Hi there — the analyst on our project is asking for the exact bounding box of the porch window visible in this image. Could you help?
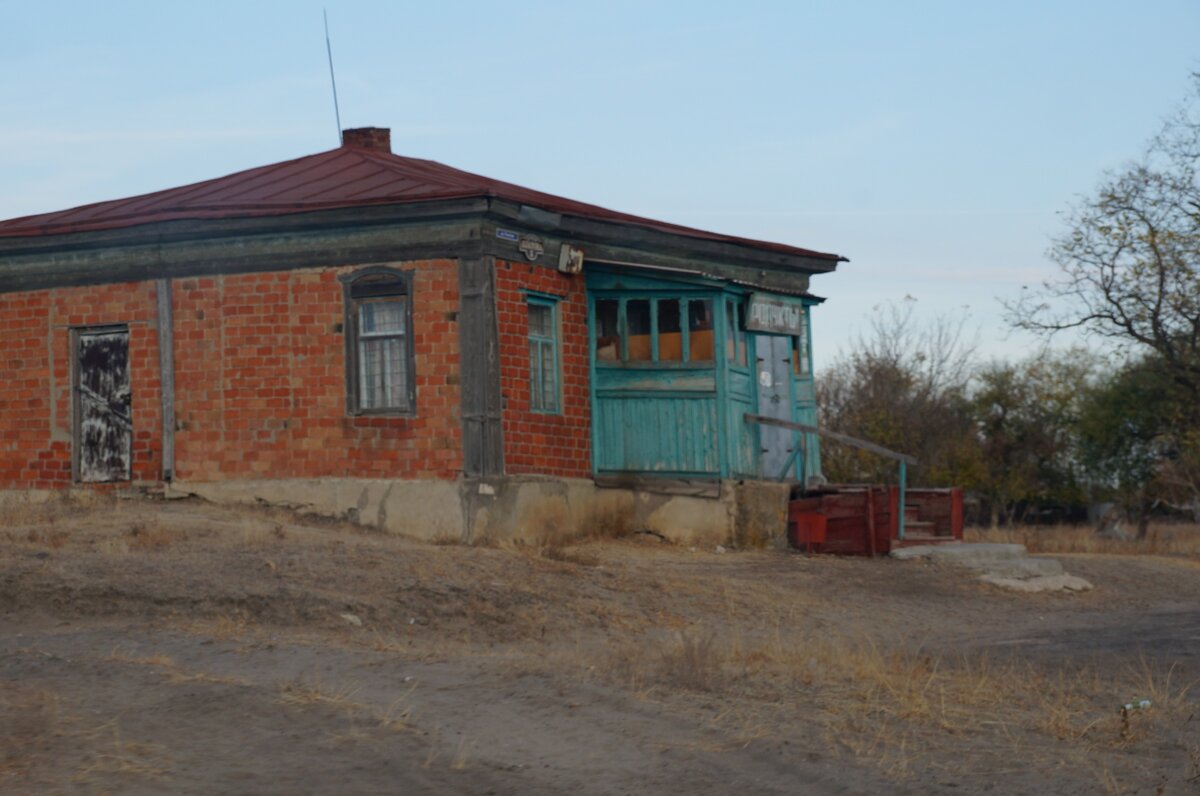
[791,308,810,376]
[688,299,714,362]
[725,299,747,367]
[792,332,810,376]
[626,300,652,361]
[595,299,619,362]
[657,299,683,362]
[528,296,560,413]
[596,295,720,365]
[343,268,414,414]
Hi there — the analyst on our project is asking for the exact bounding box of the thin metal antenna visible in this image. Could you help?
[324,9,343,144]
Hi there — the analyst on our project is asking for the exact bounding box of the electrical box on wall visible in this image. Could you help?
[558,245,584,274]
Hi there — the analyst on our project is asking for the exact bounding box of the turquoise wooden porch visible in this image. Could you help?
[586,266,821,482]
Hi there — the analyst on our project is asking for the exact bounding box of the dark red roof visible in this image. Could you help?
[0,141,842,261]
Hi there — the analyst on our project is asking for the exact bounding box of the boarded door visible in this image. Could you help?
[755,334,794,478]
[76,329,132,483]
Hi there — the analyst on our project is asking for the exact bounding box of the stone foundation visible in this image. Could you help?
[166,476,791,548]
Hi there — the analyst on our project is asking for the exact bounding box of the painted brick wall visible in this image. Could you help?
[495,259,591,478]
[172,260,463,481]
[0,281,162,488]
[0,259,462,489]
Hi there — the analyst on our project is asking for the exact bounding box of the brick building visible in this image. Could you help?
[0,128,844,544]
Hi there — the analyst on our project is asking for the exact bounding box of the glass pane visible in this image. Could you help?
[626,299,652,361]
[726,299,737,362]
[541,342,557,410]
[794,331,809,376]
[360,299,406,336]
[359,336,406,409]
[595,299,619,362]
[657,299,682,362]
[528,302,551,338]
[688,299,714,362]
[529,341,542,410]
[736,304,748,367]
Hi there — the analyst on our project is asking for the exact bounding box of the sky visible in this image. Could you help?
[2,1,1198,371]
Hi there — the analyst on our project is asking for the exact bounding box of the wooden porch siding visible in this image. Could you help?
[593,395,719,474]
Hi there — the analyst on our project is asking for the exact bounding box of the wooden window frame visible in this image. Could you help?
[340,267,416,416]
[526,293,561,414]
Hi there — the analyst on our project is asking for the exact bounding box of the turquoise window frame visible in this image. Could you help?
[597,293,718,368]
[526,294,561,414]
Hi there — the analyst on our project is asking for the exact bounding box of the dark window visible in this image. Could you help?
[687,299,714,362]
[726,299,748,367]
[735,302,748,366]
[595,299,619,362]
[657,299,683,362]
[343,269,414,414]
[626,299,652,362]
[793,328,810,376]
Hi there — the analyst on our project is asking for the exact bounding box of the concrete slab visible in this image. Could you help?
[892,541,1092,592]
[979,574,1094,593]
[980,557,1064,579]
[890,543,1027,564]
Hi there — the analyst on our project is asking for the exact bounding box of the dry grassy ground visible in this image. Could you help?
[1,495,1198,794]
[969,521,1200,558]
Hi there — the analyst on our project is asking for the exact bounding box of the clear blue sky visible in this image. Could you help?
[3,1,1197,370]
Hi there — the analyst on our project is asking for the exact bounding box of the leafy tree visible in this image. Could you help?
[972,352,1096,527]
[1077,356,1200,536]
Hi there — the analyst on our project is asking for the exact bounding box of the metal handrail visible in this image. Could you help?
[743,413,917,540]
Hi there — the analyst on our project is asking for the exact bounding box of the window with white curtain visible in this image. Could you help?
[343,269,414,414]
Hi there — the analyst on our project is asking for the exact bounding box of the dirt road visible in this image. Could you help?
[2,497,1198,794]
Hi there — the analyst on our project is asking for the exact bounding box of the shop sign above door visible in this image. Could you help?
[745,294,805,336]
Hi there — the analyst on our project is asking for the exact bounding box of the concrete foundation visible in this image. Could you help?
[167,476,790,548]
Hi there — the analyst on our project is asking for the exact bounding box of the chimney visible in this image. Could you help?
[341,127,391,153]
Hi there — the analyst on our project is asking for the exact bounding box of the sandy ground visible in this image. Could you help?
[1,495,1198,794]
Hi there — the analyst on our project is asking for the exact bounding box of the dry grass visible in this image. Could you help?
[108,647,176,668]
[967,521,1200,557]
[74,724,170,781]
[278,678,362,709]
[0,685,64,776]
[599,616,1200,776]
[537,536,601,567]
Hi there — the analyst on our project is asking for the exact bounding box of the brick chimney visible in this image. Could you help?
[341,127,391,153]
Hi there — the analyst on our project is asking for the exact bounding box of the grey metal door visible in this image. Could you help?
[76,329,132,483]
[755,334,794,478]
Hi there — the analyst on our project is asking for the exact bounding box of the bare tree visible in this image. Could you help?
[1007,76,1200,395]
[817,299,981,486]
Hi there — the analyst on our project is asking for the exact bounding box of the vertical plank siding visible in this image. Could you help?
[594,395,719,474]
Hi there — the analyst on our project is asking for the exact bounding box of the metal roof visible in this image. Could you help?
[0,139,845,262]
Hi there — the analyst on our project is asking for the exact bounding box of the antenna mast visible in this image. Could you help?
[324,9,343,144]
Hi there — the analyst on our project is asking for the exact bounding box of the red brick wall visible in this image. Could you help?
[172,260,462,481]
[495,259,591,478]
[0,281,162,488]
[0,259,462,489]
